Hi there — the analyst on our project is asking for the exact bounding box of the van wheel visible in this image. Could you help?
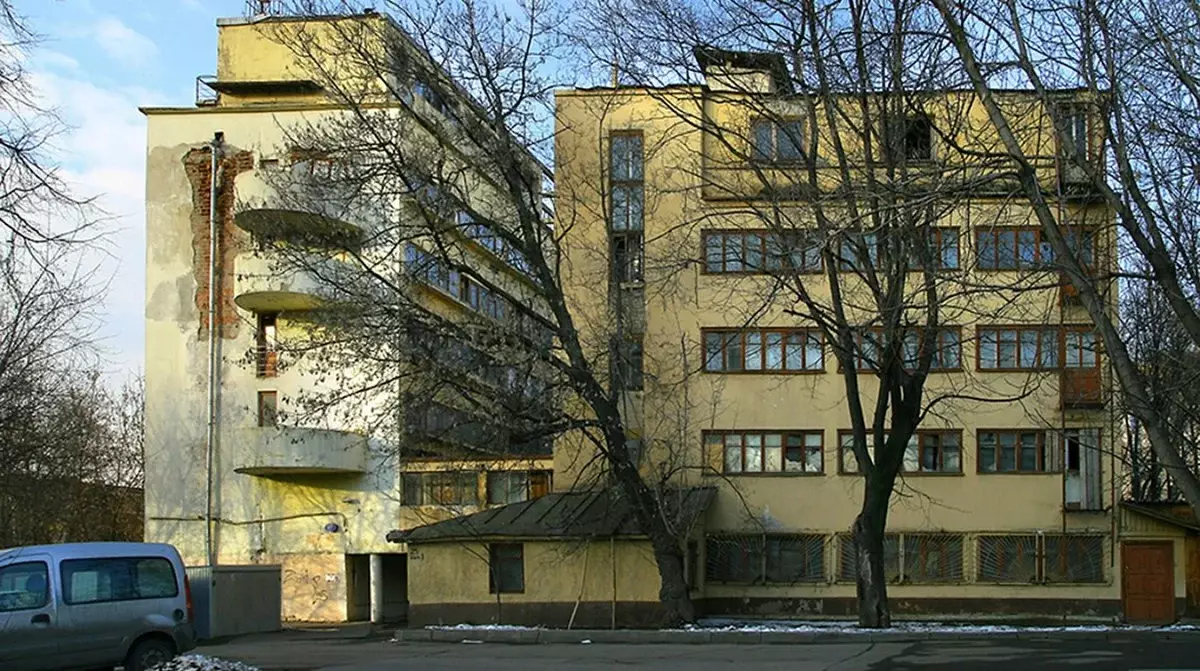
[124,637,175,671]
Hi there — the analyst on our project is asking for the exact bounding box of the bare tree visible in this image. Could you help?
[569,0,1104,626]
[931,0,1200,521]
[243,0,709,623]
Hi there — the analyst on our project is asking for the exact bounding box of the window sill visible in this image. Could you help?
[717,471,827,478]
[702,369,826,376]
[618,280,645,290]
[975,470,1063,476]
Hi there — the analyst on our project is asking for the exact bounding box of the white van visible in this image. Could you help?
[0,542,197,671]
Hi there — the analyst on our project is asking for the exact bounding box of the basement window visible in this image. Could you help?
[488,543,525,593]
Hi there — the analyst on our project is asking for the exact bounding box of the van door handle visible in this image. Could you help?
[30,614,50,625]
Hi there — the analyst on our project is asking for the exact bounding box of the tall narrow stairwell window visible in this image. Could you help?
[610,132,644,284]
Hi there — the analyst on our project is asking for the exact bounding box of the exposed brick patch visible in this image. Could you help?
[184,146,255,339]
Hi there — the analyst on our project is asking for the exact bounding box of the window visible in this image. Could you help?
[1064,330,1098,368]
[402,471,480,506]
[977,430,1059,473]
[839,533,962,583]
[1063,428,1103,510]
[978,534,1103,583]
[978,535,1039,582]
[257,391,278,427]
[917,432,962,473]
[838,231,879,271]
[903,116,933,161]
[704,329,823,373]
[614,339,644,391]
[1056,104,1090,160]
[462,220,532,277]
[977,327,1059,370]
[489,543,525,593]
[706,430,823,474]
[610,134,644,232]
[405,244,552,346]
[897,328,963,371]
[976,227,1095,270]
[751,119,804,162]
[1044,535,1104,583]
[0,561,49,612]
[612,233,644,283]
[838,534,902,582]
[256,313,278,378]
[913,228,959,270]
[486,470,552,505]
[706,534,825,583]
[60,557,178,605]
[839,430,961,474]
[703,230,822,274]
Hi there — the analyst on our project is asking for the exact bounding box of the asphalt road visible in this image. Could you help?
[198,635,1200,670]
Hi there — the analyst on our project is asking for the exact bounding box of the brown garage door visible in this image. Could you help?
[1123,542,1175,624]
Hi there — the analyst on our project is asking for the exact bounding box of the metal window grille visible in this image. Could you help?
[1044,535,1105,584]
[706,535,763,584]
[707,534,826,584]
[978,535,1041,583]
[903,534,965,583]
[837,534,901,583]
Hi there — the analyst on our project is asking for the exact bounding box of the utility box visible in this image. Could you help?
[186,565,282,639]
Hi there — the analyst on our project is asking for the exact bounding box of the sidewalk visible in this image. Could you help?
[393,622,1200,645]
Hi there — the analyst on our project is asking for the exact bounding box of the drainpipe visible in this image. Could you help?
[205,131,225,569]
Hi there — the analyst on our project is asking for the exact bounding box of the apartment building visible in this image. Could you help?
[401,50,1195,626]
[142,6,553,623]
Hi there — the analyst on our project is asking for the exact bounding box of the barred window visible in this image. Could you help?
[837,534,901,582]
[1044,535,1105,584]
[977,535,1041,583]
[707,534,825,584]
[904,534,965,583]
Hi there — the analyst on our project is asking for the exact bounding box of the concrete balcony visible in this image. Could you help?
[233,252,347,313]
[234,426,369,476]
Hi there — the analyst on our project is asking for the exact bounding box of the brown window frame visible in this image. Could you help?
[976,227,1096,271]
[750,117,807,164]
[702,229,824,275]
[838,429,963,475]
[609,131,644,233]
[976,326,1101,372]
[846,327,963,372]
[976,429,1059,474]
[911,227,961,271]
[704,430,825,475]
[702,328,824,374]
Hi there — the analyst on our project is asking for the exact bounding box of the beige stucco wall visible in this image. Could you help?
[550,85,1128,611]
[407,539,661,607]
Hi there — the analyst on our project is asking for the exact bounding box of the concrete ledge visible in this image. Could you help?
[392,627,1200,645]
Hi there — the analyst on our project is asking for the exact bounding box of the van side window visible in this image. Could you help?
[0,561,49,612]
[61,557,178,605]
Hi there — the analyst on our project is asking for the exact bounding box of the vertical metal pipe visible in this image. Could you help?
[205,131,225,568]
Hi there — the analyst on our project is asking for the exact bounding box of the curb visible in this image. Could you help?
[392,628,1200,645]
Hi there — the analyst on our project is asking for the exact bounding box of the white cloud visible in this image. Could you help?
[90,17,159,68]
[29,68,155,378]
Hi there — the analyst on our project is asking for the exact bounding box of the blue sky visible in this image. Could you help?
[15,0,241,380]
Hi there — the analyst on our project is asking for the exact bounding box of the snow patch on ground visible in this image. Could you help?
[151,654,261,671]
[690,618,1200,634]
[423,619,1200,634]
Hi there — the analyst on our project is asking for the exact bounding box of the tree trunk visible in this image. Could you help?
[854,486,891,628]
[647,524,695,626]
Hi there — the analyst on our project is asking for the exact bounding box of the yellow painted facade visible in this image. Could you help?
[539,72,1180,622]
[142,12,552,623]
